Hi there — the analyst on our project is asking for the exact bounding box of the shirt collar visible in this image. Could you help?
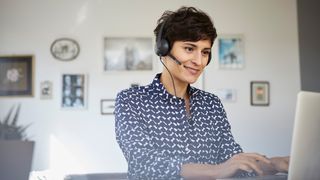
[150,73,200,101]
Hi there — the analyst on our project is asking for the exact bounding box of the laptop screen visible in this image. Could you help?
[288,91,320,179]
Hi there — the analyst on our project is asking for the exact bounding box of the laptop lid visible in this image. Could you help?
[288,91,320,179]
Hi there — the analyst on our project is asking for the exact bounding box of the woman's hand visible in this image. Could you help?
[256,156,290,175]
[216,153,272,178]
[270,156,290,173]
[181,153,271,179]
[182,153,288,179]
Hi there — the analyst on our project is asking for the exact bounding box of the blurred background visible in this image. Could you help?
[0,0,319,178]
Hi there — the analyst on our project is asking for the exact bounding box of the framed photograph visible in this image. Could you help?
[50,38,80,61]
[130,83,140,88]
[40,81,53,99]
[104,37,153,71]
[0,55,34,97]
[251,81,269,106]
[214,89,237,102]
[218,35,245,69]
[61,74,87,109]
[101,99,115,115]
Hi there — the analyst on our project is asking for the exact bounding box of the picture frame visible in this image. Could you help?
[40,81,53,99]
[61,74,87,109]
[50,38,80,61]
[130,83,140,88]
[103,37,153,71]
[0,55,34,97]
[214,89,237,102]
[217,34,245,69]
[251,81,269,106]
[101,99,115,115]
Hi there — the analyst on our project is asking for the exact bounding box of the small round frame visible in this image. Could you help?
[50,38,80,61]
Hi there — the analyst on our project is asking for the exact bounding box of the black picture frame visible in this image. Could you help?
[0,55,34,97]
[250,81,270,106]
[101,99,115,115]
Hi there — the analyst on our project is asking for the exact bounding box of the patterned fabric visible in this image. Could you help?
[115,73,251,180]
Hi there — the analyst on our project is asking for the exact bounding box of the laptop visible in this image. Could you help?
[219,91,320,180]
[288,91,320,179]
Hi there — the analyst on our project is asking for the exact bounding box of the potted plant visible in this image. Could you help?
[0,104,35,180]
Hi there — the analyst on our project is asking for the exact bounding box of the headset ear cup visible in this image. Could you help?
[155,19,170,57]
[156,39,170,57]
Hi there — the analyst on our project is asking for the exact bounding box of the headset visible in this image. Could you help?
[155,19,212,65]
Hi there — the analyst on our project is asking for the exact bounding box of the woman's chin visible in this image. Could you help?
[186,77,199,84]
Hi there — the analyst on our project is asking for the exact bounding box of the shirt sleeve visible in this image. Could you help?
[114,91,185,180]
[215,99,256,178]
[213,99,243,163]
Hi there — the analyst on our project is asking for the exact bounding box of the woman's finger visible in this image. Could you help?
[243,153,271,164]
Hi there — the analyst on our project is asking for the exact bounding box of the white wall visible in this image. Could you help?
[0,0,300,176]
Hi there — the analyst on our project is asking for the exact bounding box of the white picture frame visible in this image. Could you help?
[214,88,237,102]
[217,34,245,69]
[40,81,53,99]
[103,37,153,71]
[61,74,87,109]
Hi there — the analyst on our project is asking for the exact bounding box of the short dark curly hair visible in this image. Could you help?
[154,6,217,49]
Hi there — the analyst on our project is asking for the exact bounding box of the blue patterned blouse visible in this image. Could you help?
[115,73,250,179]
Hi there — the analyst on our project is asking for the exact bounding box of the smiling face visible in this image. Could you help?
[163,39,211,85]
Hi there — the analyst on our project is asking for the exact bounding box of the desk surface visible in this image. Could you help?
[217,174,287,180]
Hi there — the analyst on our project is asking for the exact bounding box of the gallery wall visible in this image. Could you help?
[0,0,300,176]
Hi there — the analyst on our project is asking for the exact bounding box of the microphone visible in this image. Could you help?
[167,54,182,65]
[159,53,182,97]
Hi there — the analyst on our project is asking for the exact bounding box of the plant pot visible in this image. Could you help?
[0,140,35,180]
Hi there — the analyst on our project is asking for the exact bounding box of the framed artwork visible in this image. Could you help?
[61,74,87,109]
[130,83,140,88]
[0,55,34,97]
[101,99,115,115]
[214,89,237,102]
[50,38,80,61]
[40,81,53,99]
[251,81,269,106]
[104,37,153,71]
[218,35,245,69]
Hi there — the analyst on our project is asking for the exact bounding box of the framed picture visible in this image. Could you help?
[101,99,115,115]
[214,89,237,102]
[104,37,153,71]
[0,55,34,97]
[251,81,269,106]
[40,81,53,99]
[50,38,80,61]
[61,74,87,109]
[218,35,245,69]
[130,83,140,88]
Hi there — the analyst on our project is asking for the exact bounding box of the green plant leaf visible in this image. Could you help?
[0,103,31,141]
[11,104,21,126]
[17,123,32,140]
[3,105,15,125]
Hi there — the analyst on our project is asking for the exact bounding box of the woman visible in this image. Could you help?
[115,6,289,179]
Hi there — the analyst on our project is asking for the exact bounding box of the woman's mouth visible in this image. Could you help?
[183,65,199,75]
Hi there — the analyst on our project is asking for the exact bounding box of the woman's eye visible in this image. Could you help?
[185,47,193,52]
[202,51,210,56]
